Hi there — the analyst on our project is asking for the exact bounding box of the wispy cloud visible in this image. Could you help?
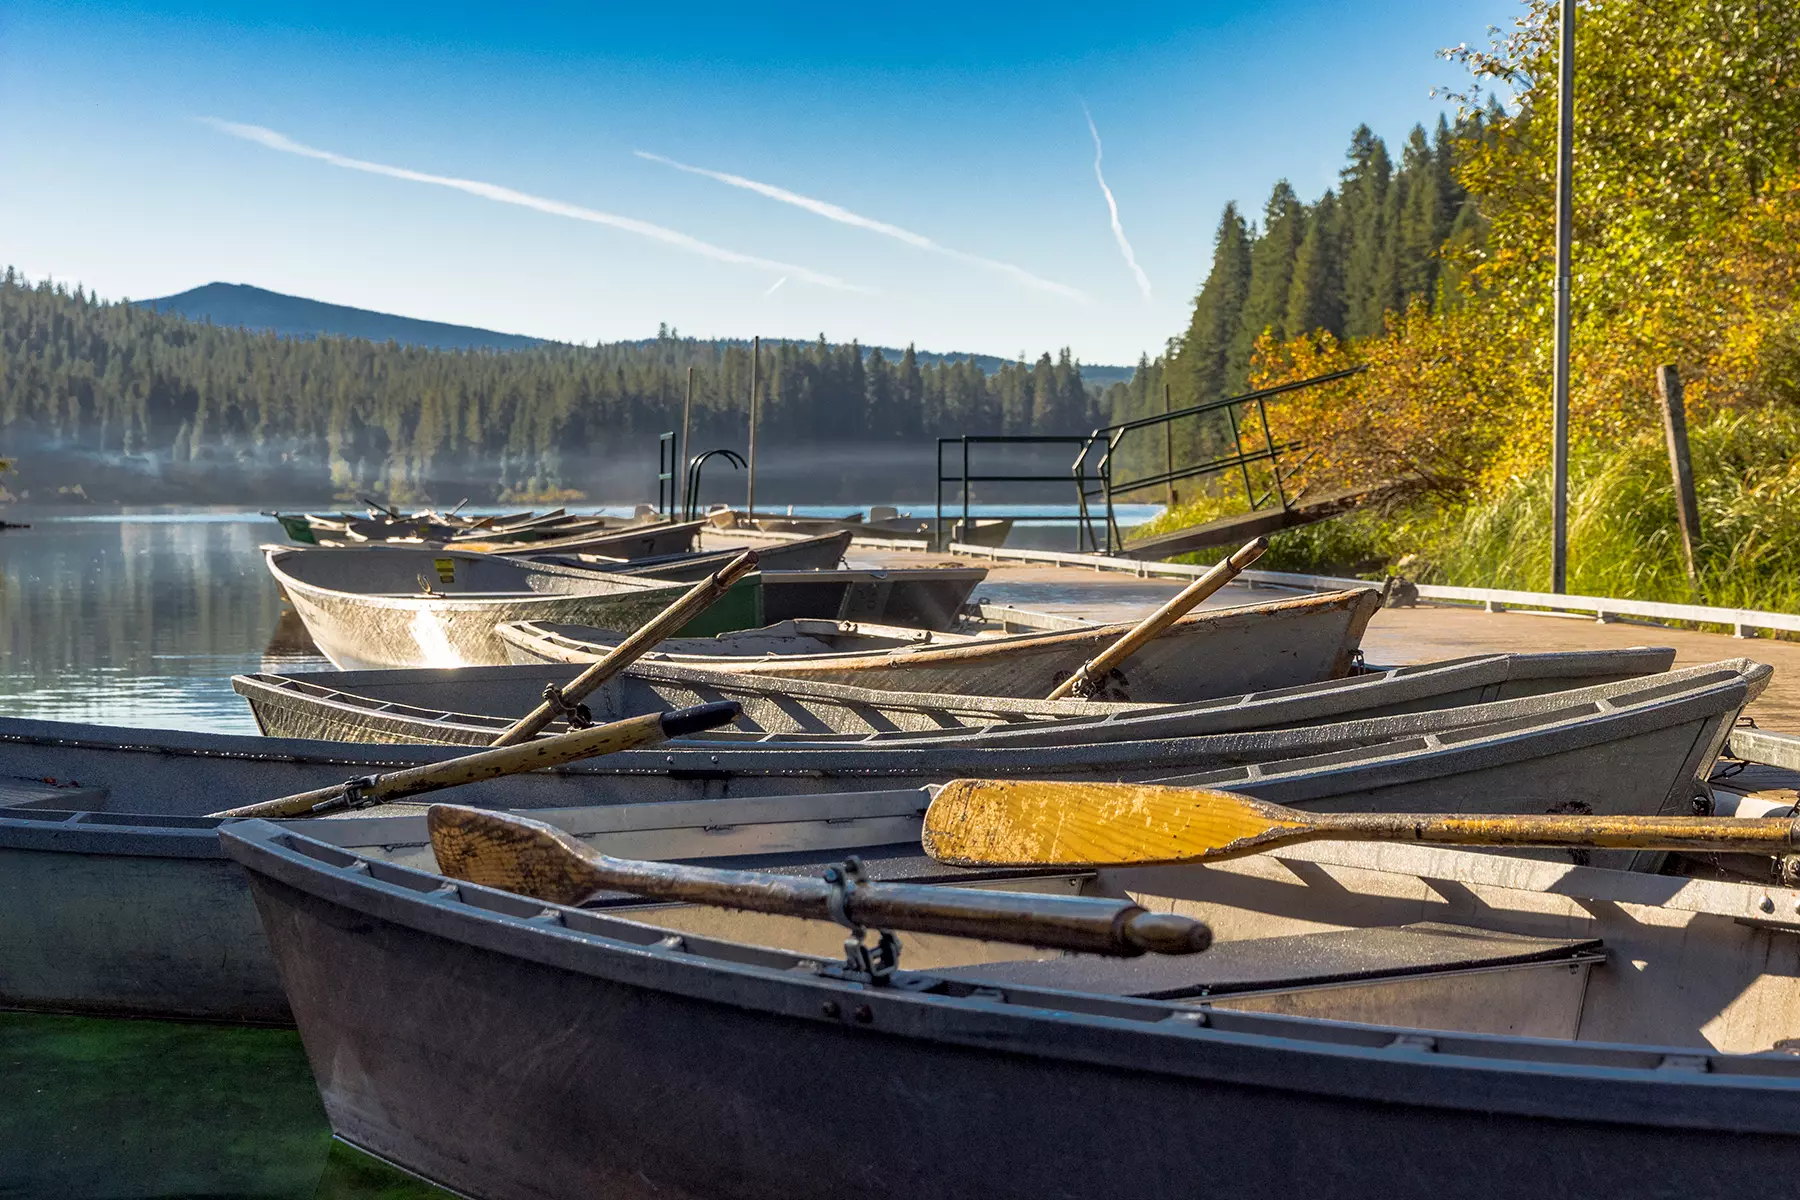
[202,119,865,293]
[763,276,788,297]
[634,149,1087,303]
[1082,105,1152,301]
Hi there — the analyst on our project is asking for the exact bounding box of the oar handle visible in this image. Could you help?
[489,549,760,746]
[426,805,1212,958]
[1338,812,1800,855]
[210,701,741,819]
[1046,536,1268,700]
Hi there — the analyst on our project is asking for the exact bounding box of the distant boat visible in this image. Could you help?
[749,509,1014,546]
[264,546,742,670]
[531,529,852,574]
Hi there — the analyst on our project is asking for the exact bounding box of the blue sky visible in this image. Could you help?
[1,0,1513,365]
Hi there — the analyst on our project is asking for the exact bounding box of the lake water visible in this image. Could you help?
[0,499,1163,1199]
[0,502,1164,734]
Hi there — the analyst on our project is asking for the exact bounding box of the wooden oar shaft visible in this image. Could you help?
[1317,811,1800,854]
[490,549,759,746]
[427,805,1211,957]
[210,701,741,819]
[1046,536,1268,700]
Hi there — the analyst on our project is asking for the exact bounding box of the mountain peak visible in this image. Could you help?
[139,283,544,351]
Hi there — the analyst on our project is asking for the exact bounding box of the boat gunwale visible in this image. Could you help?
[266,546,689,616]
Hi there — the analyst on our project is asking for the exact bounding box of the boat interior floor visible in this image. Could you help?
[937,922,1605,1001]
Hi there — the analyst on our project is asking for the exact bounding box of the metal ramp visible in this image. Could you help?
[1118,480,1405,561]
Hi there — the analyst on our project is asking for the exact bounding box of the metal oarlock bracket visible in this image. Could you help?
[822,856,900,984]
[541,683,593,730]
[313,774,381,815]
[1066,667,1100,700]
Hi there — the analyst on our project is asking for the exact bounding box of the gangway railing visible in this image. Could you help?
[934,435,1098,551]
[656,431,679,520]
[1072,366,1366,552]
[932,366,1364,553]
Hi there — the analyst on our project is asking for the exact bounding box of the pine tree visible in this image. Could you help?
[865,347,896,436]
[897,344,925,436]
[1172,203,1253,409]
[1339,126,1395,339]
[1229,180,1306,388]
[1285,191,1346,339]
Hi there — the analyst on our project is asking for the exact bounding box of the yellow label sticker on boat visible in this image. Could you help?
[434,558,455,583]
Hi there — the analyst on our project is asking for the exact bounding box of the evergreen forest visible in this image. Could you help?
[0,275,1099,502]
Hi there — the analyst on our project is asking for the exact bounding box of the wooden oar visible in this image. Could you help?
[922,779,1800,868]
[1045,536,1269,700]
[488,548,761,747]
[427,804,1211,957]
[209,701,741,820]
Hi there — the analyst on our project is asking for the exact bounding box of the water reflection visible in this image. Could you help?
[0,506,329,732]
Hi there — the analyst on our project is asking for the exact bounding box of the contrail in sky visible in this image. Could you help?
[202,119,866,293]
[1082,105,1152,301]
[763,276,788,296]
[634,149,1087,303]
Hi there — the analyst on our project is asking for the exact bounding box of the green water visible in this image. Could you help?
[0,1012,452,1199]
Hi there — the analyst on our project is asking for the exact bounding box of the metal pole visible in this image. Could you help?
[1162,383,1177,508]
[746,336,759,518]
[679,366,694,520]
[1550,0,1576,593]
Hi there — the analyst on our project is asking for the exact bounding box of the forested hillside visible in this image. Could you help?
[1135,0,1800,611]
[0,271,1101,502]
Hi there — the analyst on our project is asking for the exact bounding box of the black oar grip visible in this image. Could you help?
[658,701,744,739]
[1123,911,1212,956]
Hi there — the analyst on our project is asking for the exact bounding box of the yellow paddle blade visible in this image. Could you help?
[922,780,1318,868]
[428,805,604,906]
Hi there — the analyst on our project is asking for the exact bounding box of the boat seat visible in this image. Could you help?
[933,922,1604,1000]
[0,775,111,811]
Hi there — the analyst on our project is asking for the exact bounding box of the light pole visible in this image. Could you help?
[1550,0,1575,592]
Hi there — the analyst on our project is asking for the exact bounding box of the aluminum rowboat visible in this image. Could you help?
[230,648,1678,744]
[219,813,1800,1200]
[265,546,743,670]
[500,587,1385,702]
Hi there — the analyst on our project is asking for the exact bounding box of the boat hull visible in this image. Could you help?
[480,520,703,557]
[0,815,285,1022]
[225,822,1800,1200]
[267,547,742,669]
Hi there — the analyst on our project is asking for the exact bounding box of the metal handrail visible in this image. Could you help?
[683,449,745,521]
[656,431,679,520]
[935,435,1098,551]
[1072,366,1367,552]
[931,366,1367,554]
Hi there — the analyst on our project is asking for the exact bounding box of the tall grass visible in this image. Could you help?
[1142,407,1800,614]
